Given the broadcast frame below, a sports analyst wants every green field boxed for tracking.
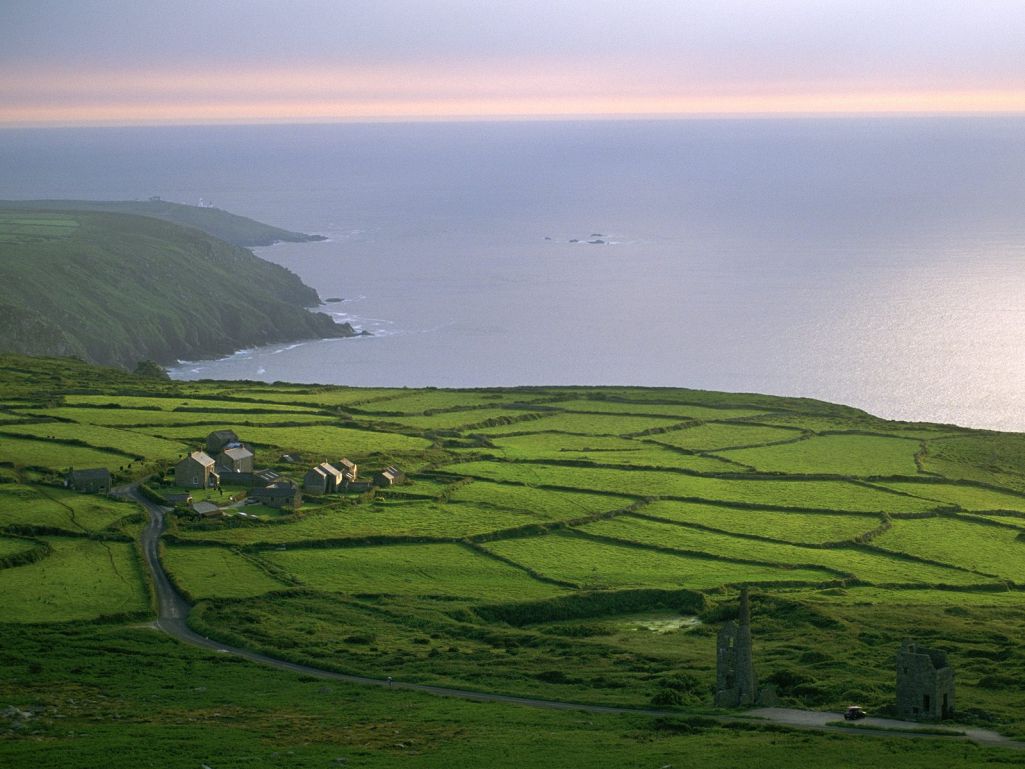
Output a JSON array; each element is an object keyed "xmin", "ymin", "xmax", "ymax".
[
  {"xmin": 171, "ymin": 496, "xmax": 587, "ymax": 546},
  {"xmin": 482, "ymin": 531, "xmax": 836, "ymax": 589},
  {"xmin": 0, "ymin": 212, "xmax": 79, "ymax": 243},
  {"xmin": 649, "ymin": 421, "xmax": 804, "ymax": 451},
  {"xmin": 356, "ymin": 389, "xmax": 551, "ymax": 413},
  {"xmin": 0, "ymin": 435, "xmax": 129, "ymax": 470},
  {"xmin": 263, "ymin": 542, "xmax": 565, "ymax": 599},
  {"xmin": 0, "ymin": 537, "xmax": 148, "ymax": 621},
  {"xmin": 548, "ymin": 399, "xmax": 771, "ymax": 421},
  {"xmin": 0, "ymin": 484, "xmax": 137, "ymax": 533},
  {"xmin": 442, "ymin": 461, "xmax": 940, "ymax": 511},
  {"xmin": 1, "ymin": 421, "xmax": 190, "ymax": 460},
  {"xmin": 140, "ymin": 423, "xmax": 431, "ymax": 457},
  {"xmin": 640, "ymin": 500, "xmax": 882, "ymax": 544},
  {"xmin": 17, "ymin": 406, "xmax": 337, "ymax": 427},
  {"xmin": 160, "ymin": 544, "xmax": 291, "ymax": 599},
  {"xmin": 577, "ymin": 515, "xmax": 987, "ymax": 586},
  {"xmin": 227, "ymin": 386, "xmax": 404, "ymax": 408},
  {"xmin": 487, "ymin": 431, "xmax": 727, "ymax": 467},
  {"xmin": 872, "ymin": 517, "xmax": 1025, "ymax": 582},
  {"xmin": 714, "ymin": 433, "xmax": 922, "ymax": 476},
  {"xmin": 474, "ymin": 411, "xmax": 692, "ymax": 436},
  {"xmin": 447, "ymin": 480, "xmax": 631, "ymax": 518},
  {"xmin": 61, "ymin": 394, "xmax": 326, "ymax": 412},
  {"xmin": 6, "ymin": 354, "xmax": 1025, "ymax": 766},
  {"xmin": 0, "ymin": 534, "xmax": 38, "ymax": 559},
  {"xmin": 876, "ymin": 480, "xmax": 1025, "ymax": 512}
]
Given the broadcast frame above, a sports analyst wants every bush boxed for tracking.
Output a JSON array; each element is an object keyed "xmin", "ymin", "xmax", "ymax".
[
  {"xmin": 650, "ymin": 687, "xmax": 684, "ymax": 708},
  {"xmin": 535, "ymin": 670, "xmax": 571, "ymax": 684},
  {"xmin": 343, "ymin": 633, "xmax": 375, "ymax": 645}
]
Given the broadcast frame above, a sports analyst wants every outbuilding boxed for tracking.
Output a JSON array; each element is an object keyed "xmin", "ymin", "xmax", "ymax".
[
  {"xmin": 217, "ymin": 446, "xmax": 254, "ymax": 473},
  {"xmin": 65, "ymin": 468, "xmax": 112, "ymax": 494},
  {"xmin": 250, "ymin": 481, "xmax": 302, "ymax": 510},
  {"xmin": 206, "ymin": 429, "xmax": 241, "ymax": 455},
  {"xmin": 303, "ymin": 466, "xmax": 329, "ymax": 494},
  {"xmin": 191, "ymin": 500, "xmax": 222, "ymax": 518}
]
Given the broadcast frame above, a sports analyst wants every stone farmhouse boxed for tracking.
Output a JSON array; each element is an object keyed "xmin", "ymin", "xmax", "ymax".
[
  {"xmin": 304, "ymin": 462, "xmax": 344, "ymax": 494},
  {"xmin": 175, "ymin": 431, "xmax": 260, "ymax": 488},
  {"xmin": 175, "ymin": 451, "xmax": 219, "ymax": 489},
  {"xmin": 303, "ymin": 459, "xmax": 358, "ymax": 494},
  {"xmin": 302, "ymin": 459, "xmax": 404, "ymax": 494}
]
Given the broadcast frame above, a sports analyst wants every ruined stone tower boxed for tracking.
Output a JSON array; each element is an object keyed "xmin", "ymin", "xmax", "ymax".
[
  {"xmin": 896, "ymin": 640, "xmax": 955, "ymax": 721},
  {"xmin": 715, "ymin": 587, "xmax": 758, "ymax": 707}
]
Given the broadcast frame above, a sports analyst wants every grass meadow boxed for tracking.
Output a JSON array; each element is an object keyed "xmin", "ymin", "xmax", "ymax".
[
  {"xmin": 16, "ymin": 406, "xmax": 337, "ymax": 426},
  {"xmin": 640, "ymin": 500, "xmax": 882, "ymax": 544},
  {"xmin": 262, "ymin": 542, "xmax": 565, "ymax": 600},
  {"xmin": 713, "ymin": 433, "xmax": 923, "ymax": 476},
  {"xmin": 0, "ymin": 537, "xmax": 148, "ymax": 622},
  {"xmin": 6, "ymin": 355, "xmax": 1025, "ymax": 764},
  {"xmin": 0, "ymin": 484, "xmax": 138, "ymax": 532}
]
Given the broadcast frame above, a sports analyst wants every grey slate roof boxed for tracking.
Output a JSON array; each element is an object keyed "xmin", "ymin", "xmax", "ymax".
[{"xmin": 68, "ymin": 468, "xmax": 111, "ymax": 482}]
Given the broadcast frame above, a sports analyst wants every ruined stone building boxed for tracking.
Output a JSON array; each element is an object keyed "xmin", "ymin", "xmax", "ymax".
[
  {"xmin": 896, "ymin": 640, "xmax": 955, "ymax": 721},
  {"xmin": 715, "ymin": 587, "xmax": 758, "ymax": 707}
]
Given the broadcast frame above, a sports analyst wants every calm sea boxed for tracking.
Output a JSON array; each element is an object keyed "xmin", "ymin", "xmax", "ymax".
[{"xmin": 2, "ymin": 118, "xmax": 1024, "ymax": 430}]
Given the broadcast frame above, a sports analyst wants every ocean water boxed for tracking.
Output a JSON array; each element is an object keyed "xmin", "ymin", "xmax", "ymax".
[{"xmin": 2, "ymin": 118, "xmax": 1025, "ymax": 430}]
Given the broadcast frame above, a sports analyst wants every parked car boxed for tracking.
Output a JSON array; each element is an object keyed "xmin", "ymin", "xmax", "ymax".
[{"xmin": 843, "ymin": 705, "xmax": 867, "ymax": 721}]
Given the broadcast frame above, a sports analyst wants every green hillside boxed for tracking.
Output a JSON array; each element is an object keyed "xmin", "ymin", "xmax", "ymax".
[
  {"xmin": 0, "ymin": 198, "xmax": 324, "ymax": 247},
  {"xmin": 4, "ymin": 355, "xmax": 1025, "ymax": 767},
  {"xmin": 0, "ymin": 210, "xmax": 353, "ymax": 368}
]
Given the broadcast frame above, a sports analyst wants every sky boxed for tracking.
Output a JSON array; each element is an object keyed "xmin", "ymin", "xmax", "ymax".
[{"xmin": 2, "ymin": 0, "xmax": 1024, "ymax": 126}]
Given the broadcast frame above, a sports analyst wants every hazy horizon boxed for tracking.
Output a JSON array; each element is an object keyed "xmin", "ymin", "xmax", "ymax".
[{"xmin": 3, "ymin": 1, "xmax": 1025, "ymax": 126}]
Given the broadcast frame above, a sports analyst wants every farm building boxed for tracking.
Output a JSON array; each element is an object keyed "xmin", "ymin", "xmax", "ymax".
[
  {"xmin": 175, "ymin": 451, "xmax": 220, "ymax": 489},
  {"xmin": 304, "ymin": 462, "xmax": 344, "ymax": 494},
  {"xmin": 217, "ymin": 446, "xmax": 254, "ymax": 473},
  {"xmin": 190, "ymin": 500, "xmax": 222, "ymax": 518},
  {"xmin": 303, "ymin": 466, "xmax": 328, "ymax": 494},
  {"xmin": 373, "ymin": 465, "xmax": 406, "ymax": 487},
  {"xmin": 206, "ymin": 429, "xmax": 241, "ymax": 455},
  {"xmin": 250, "ymin": 480, "xmax": 302, "ymax": 510},
  {"xmin": 65, "ymin": 467, "xmax": 111, "ymax": 494},
  {"xmin": 338, "ymin": 458, "xmax": 358, "ymax": 481}
]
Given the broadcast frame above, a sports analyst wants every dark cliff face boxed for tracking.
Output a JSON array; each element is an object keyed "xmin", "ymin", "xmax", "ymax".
[{"xmin": 0, "ymin": 209, "xmax": 354, "ymax": 369}]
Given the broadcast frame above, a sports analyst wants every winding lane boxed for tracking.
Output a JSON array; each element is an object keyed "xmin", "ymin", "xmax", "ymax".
[{"xmin": 127, "ymin": 487, "xmax": 1022, "ymax": 750}]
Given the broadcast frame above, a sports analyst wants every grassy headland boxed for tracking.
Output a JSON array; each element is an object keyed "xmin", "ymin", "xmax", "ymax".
[
  {"xmin": 0, "ymin": 209, "xmax": 354, "ymax": 368},
  {"xmin": 0, "ymin": 198, "xmax": 325, "ymax": 247}
]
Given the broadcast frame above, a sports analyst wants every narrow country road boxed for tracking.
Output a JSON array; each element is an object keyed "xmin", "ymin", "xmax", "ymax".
[{"xmin": 126, "ymin": 487, "xmax": 1023, "ymax": 750}]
